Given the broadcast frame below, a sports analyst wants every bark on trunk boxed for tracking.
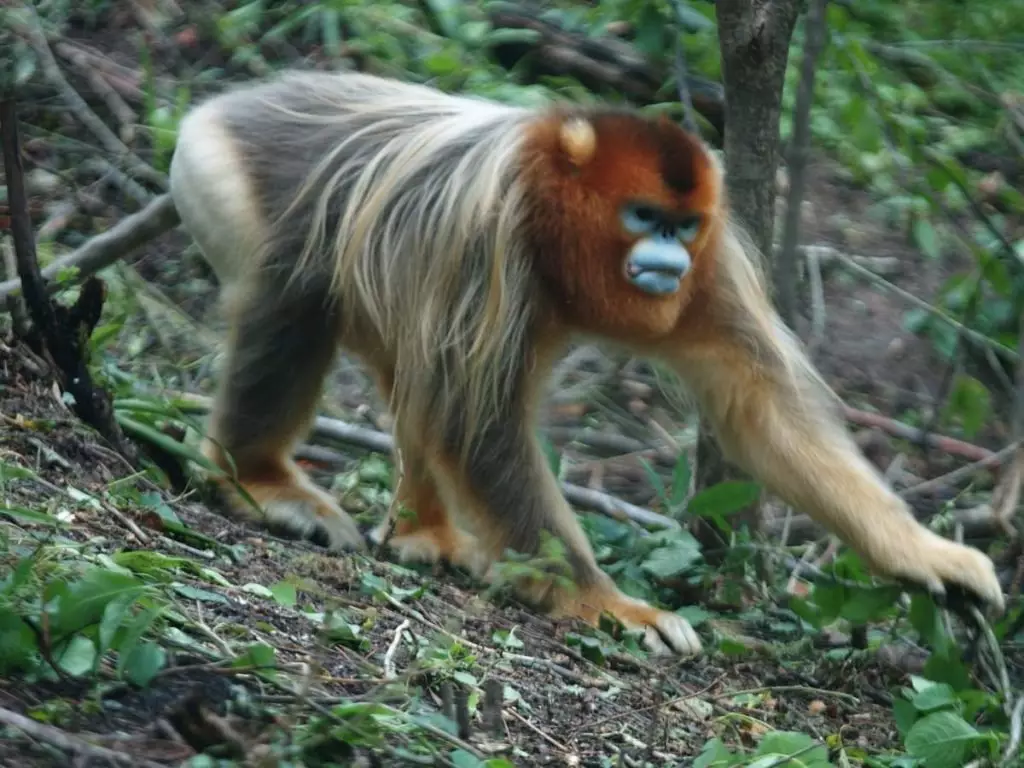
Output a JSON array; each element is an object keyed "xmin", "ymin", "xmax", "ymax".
[
  {"xmin": 694, "ymin": 0, "xmax": 801, "ymax": 554},
  {"xmin": 715, "ymin": 0, "xmax": 801, "ymax": 266}
]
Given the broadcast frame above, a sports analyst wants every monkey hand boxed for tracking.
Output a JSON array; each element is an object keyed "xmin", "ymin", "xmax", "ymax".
[{"xmin": 867, "ymin": 523, "xmax": 1004, "ymax": 615}]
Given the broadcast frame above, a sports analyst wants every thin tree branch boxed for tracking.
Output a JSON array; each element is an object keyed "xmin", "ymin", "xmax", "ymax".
[
  {"xmin": 776, "ymin": 0, "xmax": 830, "ymax": 327},
  {"xmin": 0, "ymin": 193, "xmax": 180, "ymax": 305}
]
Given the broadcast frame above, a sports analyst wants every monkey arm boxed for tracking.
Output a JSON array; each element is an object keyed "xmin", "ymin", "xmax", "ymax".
[{"xmin": 664, "ymin": 283, "xmax": 1004, "ymax": 611}]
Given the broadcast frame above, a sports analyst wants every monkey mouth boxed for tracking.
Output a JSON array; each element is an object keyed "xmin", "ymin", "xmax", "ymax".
[{"xmin": 625, "ymin": 263, "xmax": 687, "ymax": 296}]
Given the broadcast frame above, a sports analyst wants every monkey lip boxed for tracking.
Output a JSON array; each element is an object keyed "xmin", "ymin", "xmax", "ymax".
[{"xmin": 625, "ymin": 263, "xmax": 687, "ymax": 296}]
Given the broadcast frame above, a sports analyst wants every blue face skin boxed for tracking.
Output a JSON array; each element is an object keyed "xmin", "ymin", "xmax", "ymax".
[{"xmin": 620, "ymin": 203, "xmax": 701, "ymax": 296}]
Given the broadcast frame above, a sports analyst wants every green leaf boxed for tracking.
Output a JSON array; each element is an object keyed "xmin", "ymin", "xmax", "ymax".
[
  {"xmin": 669, "ymin": 453, "xmax": 692, "ymax": 507},
  {"xmin": 943, "ymin": 375, "xmax": 991, "ymax": 439},
  {"xmin": 0, "ymin": 610, "xmax": 39, "ymax": 674},
  {"xmin": 46, "ymin": 569, "xmax": 149, "ymax": 638},
  {"xmin": 422, "ymin": 0, "xmax": 462, "ymax": 39},
  {"xmin": 116, "ymin": 603, "xmax": 166, "ymax": 677},
  {"xmin": 913, "ymin": 218, "xmax": 942, "ymax": 260},
  {"xmin": 909, "ymin": 593, "xmax": 949, "ymax": 652},
  {"xmin": 922, "ymin": 649, "xmax": 972, "ymax": 693},
  {"xmin": 235, "ymin": 642, "xmax": 276, "ymax": 669},
  {"xmin": 753, "ymin": 731, "xmax": 830, "ymax": 766},
  {"xmin": 694, "ymin": 737, "xmax": 736, "ymax": 768},
  {"xmin": 97, "ymin": 594, "xmax": 135, "ymax": 660},
  {"xmin": 839, "ymin": 585, "xmax": 902, "ymax": 623},
  {"xmin": 452, "ymin": 670, "xmax": 478, "ymax": 687},
  {"xmin": 269, "ymin": 581, "xmax": 297, "ymax": 607},
  {"xmin": 449, "ymin": 750, "xmax": 484, "ymax": 768},
  {"xmin": 686, "ymin": 482, "xmax": 760, "ymax": 519},
  {"xmin": 122, "ymin": 641, "xmax": 166, "ymax": 687},
  {"xmin": 173, "ymin": 584, "xmax": 229, "ymax": 604},
  {"xmin": 905, "ymin": 711, "xmax": 984, "ymax": 768},
  {"xmin": 58, "ymin": 635, "xmax": 97, "ymax": 677},
  {"xmin": 641, "ymin": 539, "xmax": 702, "ymax": 579},
  {"xmin": 911, "ymin": 682, "xmax": 957, "ymax": 713},
  {"xmin": 892, "ymin": 697, "xmax": 918, "ymax": 739}
]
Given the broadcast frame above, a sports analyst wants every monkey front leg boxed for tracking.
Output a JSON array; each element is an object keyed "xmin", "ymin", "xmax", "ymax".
[{"xmin": 667, "ymin": 329, "xmax": 1005, "ymax": 612}]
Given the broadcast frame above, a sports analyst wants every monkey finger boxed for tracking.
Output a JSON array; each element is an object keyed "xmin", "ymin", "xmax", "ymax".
[{"xmin": 643, "ymin": 612, "xmax": 703, "ymax": 657}]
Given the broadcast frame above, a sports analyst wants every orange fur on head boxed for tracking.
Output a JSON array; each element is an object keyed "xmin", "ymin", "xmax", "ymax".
[{"xmin": 521, "ymin": 110, "xmax": 722, "ymax": 341}]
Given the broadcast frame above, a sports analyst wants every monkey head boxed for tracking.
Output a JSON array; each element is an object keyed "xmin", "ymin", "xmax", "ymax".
[{"xmin": 521, "ymin": 109, "xmax": 723, "ymax": 341}]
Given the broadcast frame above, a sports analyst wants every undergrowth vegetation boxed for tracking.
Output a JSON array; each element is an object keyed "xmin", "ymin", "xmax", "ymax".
[{"xmin": 0, "ymin": 0, "xmax": 1022, "ymax": 766}]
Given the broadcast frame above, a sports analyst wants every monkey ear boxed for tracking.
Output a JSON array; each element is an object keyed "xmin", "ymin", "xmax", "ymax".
[{"xmin": 559, "ymin": 117, "xmax": 597, "ymax": 167}]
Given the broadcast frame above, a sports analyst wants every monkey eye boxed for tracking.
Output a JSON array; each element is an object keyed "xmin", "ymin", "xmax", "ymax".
[
  {"xmin": 676, "ymin": 215, "xmax": 702, "ymax": 242},
  {"xmin": 621, "ymin": 203, "xmax": 663, "ymax": 235}
]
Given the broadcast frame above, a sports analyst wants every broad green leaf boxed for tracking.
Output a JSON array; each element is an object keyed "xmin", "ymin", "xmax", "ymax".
[
  {"xmin": 905, "ymin": 711, "xmax": 984, "ymax": 768},
  {"xmin": 642, "ymin": 540, "xmax": 702, "ymax": 579},
  {"xmin": 686, "ymin": 482, "xmax": 760, "ymax": 519},
  {"xmin": 452, "ymin": 670, "xmax": 478, "ymax": 687},
  {"xmin": 46, "ymin": 570, "xmax": 149, "ymax": 638},
  {"xmin": 911, "ymin": 682, "xmax": 957, "ymax": 713},
  {"xmin": 922, "ymin": 649, "xmax": 972, "ymax": 693},
  {"xmin": 58, "ymin": 635, "xmax": 97, "ymax": 677},
  {"xmin": 122, "ymin": 641, "xmax": 166, "ymax": 687}
]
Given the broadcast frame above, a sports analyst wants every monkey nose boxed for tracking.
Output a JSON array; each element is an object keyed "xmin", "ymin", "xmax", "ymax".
[{"xmin": 625, "ymin": 240, "xmax": 691, "ymax": 296}]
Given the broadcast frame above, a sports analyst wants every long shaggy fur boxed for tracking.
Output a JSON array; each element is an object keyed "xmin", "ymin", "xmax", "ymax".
[{"xmin": 177, "ymin": 71, "xmax": 544, "ymax": 456}]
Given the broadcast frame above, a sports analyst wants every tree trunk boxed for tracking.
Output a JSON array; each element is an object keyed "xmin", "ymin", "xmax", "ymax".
[
  {"xmin": 715, "ymin": 0, "xmax": 801, "ymax": 266},
  {"xmin": 694, "ymin": 0, "xmax": 801, "ymax": 555}
]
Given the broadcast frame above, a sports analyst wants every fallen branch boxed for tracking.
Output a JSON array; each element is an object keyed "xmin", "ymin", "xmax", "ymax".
[
  {"xmin": 0, "ymin": 705, "xmax": 168, "ymax": 768},
  {"xmin": 0, "ymin": 193, "xmax": 180, "ymax": 304},
  {"xmin": 842, "ymin": 405, "xmax": 996, "ymax": 463},
  {"xmin": 901, "ymin": 443, "xmax": 1018, "ymax": 500}
]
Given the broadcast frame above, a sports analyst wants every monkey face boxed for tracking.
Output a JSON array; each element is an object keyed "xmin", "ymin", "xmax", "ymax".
[
  {"xmin": 522, "ymin": 110, "xmax": 721, "ymax": 341},
  {"xmin": 619, "ymin": 201, "xmax": 702, "ymax": 297}
]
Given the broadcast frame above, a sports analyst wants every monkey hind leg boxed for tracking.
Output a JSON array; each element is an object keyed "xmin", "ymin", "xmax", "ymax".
[
  {"xmin": 204, "ymin": 280, "xmax": 364, "ymax": 552},
  {"xmin": 368, "ymin": 458, "xmax": 488, "ymax": 576},
  {"xmin": 428, "ymin": 444, "xmax": 701, "ymax": 656}
]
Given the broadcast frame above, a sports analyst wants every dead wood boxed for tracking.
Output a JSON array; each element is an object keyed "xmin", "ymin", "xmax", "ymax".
[{"xmin": 0, "ymin": 96, "xmax": 141, "ymax": 466}]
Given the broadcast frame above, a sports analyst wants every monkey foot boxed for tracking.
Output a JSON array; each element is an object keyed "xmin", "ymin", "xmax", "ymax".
[
  {"xmin": 224, "ymin": 477, "xmax": 366, "ymax": 553},
  {"xmin": 369, "ymin": 520, "xmax": 490, "ymax": 576},
  {"xmin": 555, "ymin": 579, "xmax": 703, "ymax": 656}
]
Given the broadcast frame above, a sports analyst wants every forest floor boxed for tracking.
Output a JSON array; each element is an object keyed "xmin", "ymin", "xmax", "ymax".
[{"xmin": 1, "ymin": 6, "xmax": 1022, "ymax": 768}]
